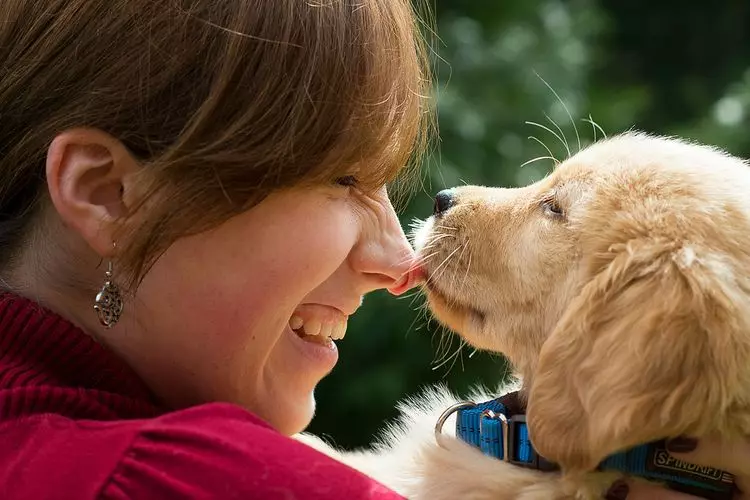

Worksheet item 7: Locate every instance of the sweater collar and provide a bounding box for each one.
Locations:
[0,292,162,414]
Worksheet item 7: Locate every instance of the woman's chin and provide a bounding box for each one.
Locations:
[243,394,314,436]
[278,392,316,436]
[244,373,318,436]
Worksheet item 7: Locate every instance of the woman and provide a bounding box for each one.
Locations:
[0,1,745,499]
[0,0,428,497]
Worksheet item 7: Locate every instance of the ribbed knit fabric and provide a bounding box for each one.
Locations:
[0,293,405,500]
[0,293,162,420]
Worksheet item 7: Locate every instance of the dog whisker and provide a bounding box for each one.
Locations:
[403,295,428,338]
[419,239,455,254]
[413,248,442,260]
[520,155,558,170]
[525,120,570,159]
[526,135,559,166]
[432,318,460,367]
[431,331,452,366]
[394,289,423,302]
[426,233,455,243]
[407,291,428,310]
[408,218,426,230]
[429,244,465,284]
[585,115,597,143]
[431,334,466,375]
[544,112,570,158]
[448,243,470,299]
[407,251,441,271]
[446,339,466,375]
[534,70,581,153]
[457,246,473,298]
[431,325,454,366]
[582,115,607,141]
[395,253,421,267]
[421,229,457,245]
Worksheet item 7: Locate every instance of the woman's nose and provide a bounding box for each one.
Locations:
[350,196,416,290]
[355,228,415,286]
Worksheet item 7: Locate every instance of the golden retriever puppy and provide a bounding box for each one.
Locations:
[298,131,750,499]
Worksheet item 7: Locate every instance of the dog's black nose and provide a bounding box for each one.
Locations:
[433,189,454,216]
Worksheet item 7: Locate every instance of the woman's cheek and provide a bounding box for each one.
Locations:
[310,204,360,255]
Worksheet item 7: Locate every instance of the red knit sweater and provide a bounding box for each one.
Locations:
[0,293,404,500]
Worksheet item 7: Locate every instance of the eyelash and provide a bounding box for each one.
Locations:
[541,195,564,218]
[335,175,359,187]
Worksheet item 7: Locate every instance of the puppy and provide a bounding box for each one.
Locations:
[299,132,750,499]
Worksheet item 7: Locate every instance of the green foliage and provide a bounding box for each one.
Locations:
[307,0,750,449]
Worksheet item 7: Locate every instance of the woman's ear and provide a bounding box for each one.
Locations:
[45,128,139,258]
[527,238,750,473]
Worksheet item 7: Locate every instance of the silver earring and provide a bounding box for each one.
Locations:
[94,259,123,329]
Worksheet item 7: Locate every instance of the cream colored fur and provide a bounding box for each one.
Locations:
[297,132,750,498]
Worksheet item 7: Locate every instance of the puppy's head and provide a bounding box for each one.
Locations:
[414,132,750,471]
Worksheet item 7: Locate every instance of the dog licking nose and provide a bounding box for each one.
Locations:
[412,131,750,495]
[433,189,454,216]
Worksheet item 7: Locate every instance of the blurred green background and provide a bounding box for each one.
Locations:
[307,0,750,449]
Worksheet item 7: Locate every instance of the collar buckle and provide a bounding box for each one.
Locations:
[505,414,559,472]
[434,400,476,443]
[478,409,509,462]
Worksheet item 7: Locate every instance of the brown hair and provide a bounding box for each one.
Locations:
[0,0,433,289]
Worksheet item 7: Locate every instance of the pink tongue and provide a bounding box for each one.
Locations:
[388,267,426,296]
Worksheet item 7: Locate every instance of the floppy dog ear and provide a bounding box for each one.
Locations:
[526,238,750,472]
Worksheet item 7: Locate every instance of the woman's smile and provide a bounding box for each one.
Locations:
[285,302,355,373]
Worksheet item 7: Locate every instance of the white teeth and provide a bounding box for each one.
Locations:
[319,322,333,339]
[304,318,322,336]
[290,315,348,341]
[330,323,341,340]
[331,321,347,340]
[289,315,303,330]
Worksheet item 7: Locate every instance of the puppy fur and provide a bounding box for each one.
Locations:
[297,132,750,498]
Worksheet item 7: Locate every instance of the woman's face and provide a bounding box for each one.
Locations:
[114,182,415,434]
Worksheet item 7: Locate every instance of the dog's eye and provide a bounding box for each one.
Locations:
[542,198,564,218]
[334,175,359,187]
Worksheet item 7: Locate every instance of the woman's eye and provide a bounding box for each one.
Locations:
[335,175,359,187]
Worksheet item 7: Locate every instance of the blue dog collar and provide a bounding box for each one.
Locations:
[435,392,736,500]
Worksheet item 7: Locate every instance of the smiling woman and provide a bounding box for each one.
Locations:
[0,0,432,498]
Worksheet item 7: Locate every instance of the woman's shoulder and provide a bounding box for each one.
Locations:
[0,403,404,500]
[106,402,404,499]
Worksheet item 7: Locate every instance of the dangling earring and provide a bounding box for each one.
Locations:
[94,250,123,329]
